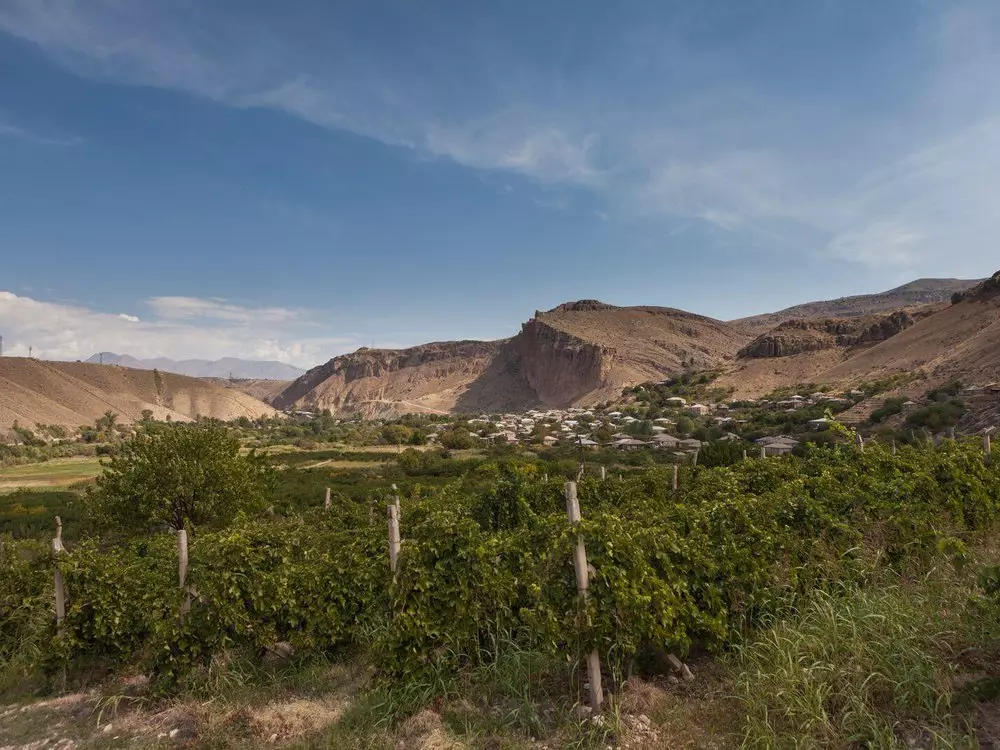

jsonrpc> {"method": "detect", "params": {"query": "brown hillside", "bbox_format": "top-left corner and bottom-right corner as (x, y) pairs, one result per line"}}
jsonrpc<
(820, 272), (1000, 386)
(718, 271), (1000, 399)
(201, 378), (291, 405)
(272, 340), (534, 418)
(0, 358), (277, 431)
(276, 302), (751, 415)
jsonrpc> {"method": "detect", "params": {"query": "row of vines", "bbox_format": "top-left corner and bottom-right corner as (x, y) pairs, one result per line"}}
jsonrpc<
(2, 440), (999, 691)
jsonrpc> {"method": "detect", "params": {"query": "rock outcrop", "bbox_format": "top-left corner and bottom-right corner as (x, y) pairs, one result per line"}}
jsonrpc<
(739, 310), (919, 359)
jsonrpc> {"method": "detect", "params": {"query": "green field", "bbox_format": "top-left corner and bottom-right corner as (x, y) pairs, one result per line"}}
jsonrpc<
(0, 458), (104, 489)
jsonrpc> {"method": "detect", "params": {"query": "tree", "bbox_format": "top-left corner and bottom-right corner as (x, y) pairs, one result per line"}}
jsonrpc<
(439, 427), (475, 450)
(381, 424), (413, 445)
(675, 416), (695, 436)
(95, 410), (118, 436)
(87, 424), (274, 533)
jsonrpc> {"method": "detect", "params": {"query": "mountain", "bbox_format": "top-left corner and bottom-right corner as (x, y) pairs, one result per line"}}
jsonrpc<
(273, 301), (750, 416)
(85, 353), (305, 380)
(733, 278), (982, 332)
(717, 271), (1000, 399)
(0, 358), (277, 431)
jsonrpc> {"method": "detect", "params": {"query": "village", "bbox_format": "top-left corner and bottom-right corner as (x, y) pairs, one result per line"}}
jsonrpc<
(407, 386), (894, 459)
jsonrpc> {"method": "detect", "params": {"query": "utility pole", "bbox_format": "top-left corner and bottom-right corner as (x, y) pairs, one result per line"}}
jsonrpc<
(0, 335), (3, 357)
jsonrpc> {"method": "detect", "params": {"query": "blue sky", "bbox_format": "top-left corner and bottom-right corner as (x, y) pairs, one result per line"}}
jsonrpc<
(1, 0), (999, 367)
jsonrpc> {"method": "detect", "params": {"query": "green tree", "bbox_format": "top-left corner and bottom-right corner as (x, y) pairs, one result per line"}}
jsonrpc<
(381, 424), (413, 445)
(87, 424), (274, 533)
(675, 416), (695, 436)
(439, 427), (475, 450)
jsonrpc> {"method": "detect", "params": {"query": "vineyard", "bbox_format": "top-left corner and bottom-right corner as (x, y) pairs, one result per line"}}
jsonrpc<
(4, 438), (1000, 715)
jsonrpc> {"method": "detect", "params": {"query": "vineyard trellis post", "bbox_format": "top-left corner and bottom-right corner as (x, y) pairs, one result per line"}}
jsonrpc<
(388, 504), (401, 574)
(672, 464), (678, 498)
(392, 484), (401, 520)
(52, 516), (65, 628)
(564, 481), (603, 711)
(600, 465), (606, 481)
(178, 529), (191, 621)
(760, 445), (766, 459)
(986, 432), (993, 465)
(857, 434), (865, 453)
(324, 487), (331, 511)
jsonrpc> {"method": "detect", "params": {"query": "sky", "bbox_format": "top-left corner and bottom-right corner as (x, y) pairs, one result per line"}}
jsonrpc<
(1, 0), (999, 368)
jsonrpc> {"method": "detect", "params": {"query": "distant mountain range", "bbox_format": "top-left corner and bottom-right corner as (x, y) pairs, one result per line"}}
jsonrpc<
(732, 278), (982, 331)
(85, 353), (305, 380)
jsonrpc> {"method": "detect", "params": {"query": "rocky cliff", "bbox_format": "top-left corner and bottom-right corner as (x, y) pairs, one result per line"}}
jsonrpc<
(739, 310), (921, 359)
(516, 318), (612, 407)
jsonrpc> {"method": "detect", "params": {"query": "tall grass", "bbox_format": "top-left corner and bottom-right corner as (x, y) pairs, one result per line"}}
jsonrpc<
(734, 571), (986, 749)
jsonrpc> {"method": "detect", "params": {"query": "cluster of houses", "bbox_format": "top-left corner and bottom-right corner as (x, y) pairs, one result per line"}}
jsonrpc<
(417, 388), (876, 456)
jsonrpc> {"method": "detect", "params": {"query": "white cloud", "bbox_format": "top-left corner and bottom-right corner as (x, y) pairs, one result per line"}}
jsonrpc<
(0, 291), (355, 367)
(2, 0), (1000, 278)
(146, 297), (303, 325)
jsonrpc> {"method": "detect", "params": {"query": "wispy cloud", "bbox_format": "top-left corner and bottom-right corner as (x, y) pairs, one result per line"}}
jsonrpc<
(2, 0), (999, 276)
(0, 119), (81, 146)
(146, 297), (304, 325)
(0, 291), (356, 366)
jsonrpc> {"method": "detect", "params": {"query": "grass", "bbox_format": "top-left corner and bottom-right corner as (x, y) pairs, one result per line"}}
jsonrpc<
(0, 457), (103, 488)
(733, 567), (1000, 749)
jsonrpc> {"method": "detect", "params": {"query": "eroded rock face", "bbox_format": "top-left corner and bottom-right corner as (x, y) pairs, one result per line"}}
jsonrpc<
(739, 311), (917, 359)
(516, 318), (612, 407)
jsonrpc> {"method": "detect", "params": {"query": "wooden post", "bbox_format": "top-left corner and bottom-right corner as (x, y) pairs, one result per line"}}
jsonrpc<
(600, 465), (606, 481)
(564, 482), (603, 711)
(949, 426), (956, 441)
(760, 445), (767, 459)
(178, 529), (191, 621)
(387, 504), (401, 574)
(543, 473), (548, 483)
(53, 517), (65, 627)
(743, 449), (748, 461)
(857, 434), (865, 453)
(985, 432), (992, 465)
(892, 439), (897, 456)
(672, 464), (678, 498)
(692, 449), (699, 467)
(391, 484), (401, 520)
(324, 487), (331, 511)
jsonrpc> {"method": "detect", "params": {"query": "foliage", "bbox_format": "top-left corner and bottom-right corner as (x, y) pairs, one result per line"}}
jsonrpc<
(869, 396), (908, 424)
(906, 399), (966, 431)
(87, 424), (274, 532)
(6, 439), (1000, 697)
